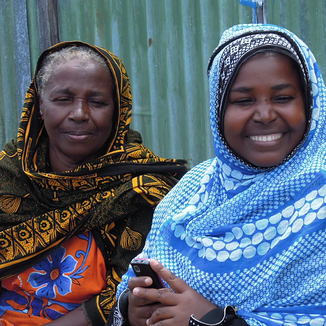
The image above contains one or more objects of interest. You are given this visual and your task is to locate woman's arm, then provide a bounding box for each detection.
[44,306,90,326]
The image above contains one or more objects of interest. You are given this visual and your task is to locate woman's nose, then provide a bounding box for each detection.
[253,100,277,124]
[69,99,89,121]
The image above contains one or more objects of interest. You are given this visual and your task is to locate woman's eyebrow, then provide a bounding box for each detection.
[50,89,107,97]
[229,86,252,93]
[272,83,293,90]
[230,83,294,93]
[51,87,73,95]
[88,91,107,96]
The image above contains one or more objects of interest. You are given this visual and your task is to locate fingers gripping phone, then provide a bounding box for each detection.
[131,258,164,289]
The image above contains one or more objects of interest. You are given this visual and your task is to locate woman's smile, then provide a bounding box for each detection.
[249,133,283,142]
[246,132,286,154]
[63,130,94,141]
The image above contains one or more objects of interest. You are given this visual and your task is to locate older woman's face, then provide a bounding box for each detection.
[39,58,115,171]
[224,53,306,168]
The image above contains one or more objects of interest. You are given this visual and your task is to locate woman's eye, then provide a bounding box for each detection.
[229,98,254,106]
[274,96,294,103]
[89,100,107,107]
[54,97,71,102]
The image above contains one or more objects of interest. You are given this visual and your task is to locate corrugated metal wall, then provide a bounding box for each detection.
[1,0,326,166]
[0,0,31,145]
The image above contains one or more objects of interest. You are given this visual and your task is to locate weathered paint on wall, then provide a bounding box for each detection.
[1,0,326,166]
[0,0,31,145]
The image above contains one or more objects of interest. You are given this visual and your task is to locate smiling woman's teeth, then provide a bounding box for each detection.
[250,133,282,142]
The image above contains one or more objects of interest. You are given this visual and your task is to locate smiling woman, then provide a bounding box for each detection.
[113,24,325,326]
[0,42,187,326]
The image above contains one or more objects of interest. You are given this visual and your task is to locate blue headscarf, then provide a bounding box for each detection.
[118,24,326,326]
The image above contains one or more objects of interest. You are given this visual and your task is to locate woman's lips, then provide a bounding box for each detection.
[64,131,93,141]
[249,133,283,142]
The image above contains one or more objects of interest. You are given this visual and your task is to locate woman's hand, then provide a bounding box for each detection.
[130,260,216,326]
[128,274,163,326]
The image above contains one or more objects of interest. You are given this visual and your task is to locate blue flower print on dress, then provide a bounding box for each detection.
[28,246,77,299]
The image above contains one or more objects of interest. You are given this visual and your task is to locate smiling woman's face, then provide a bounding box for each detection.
[223,52,307,168]
[39,58,115,172]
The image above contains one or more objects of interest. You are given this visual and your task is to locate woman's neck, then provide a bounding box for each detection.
[48,148,81,173]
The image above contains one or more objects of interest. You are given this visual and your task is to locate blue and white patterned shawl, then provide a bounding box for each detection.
[118,24,326,326]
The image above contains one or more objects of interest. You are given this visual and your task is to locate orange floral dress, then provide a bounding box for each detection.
[0,232,106,325]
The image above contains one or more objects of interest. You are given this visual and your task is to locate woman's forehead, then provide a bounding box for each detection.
[234,51,299,77]
[230,52,302,90]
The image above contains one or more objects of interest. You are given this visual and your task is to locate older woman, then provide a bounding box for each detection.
[0,42,186,325]
[114,24,325,326]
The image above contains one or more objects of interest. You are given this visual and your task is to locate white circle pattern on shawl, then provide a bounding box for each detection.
[169,184,325,263]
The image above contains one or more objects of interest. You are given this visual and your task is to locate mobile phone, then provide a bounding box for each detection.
[131,258,164,289]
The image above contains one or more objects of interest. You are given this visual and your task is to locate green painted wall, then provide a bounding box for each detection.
[1,0,325,166]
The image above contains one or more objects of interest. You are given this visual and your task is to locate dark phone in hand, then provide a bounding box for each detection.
[131,258,164,289]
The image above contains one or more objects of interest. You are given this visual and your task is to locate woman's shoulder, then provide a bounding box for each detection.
[0,139,21,175]
[155,158,214,210]
[173,158,214,187]
[1,139,18,156]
